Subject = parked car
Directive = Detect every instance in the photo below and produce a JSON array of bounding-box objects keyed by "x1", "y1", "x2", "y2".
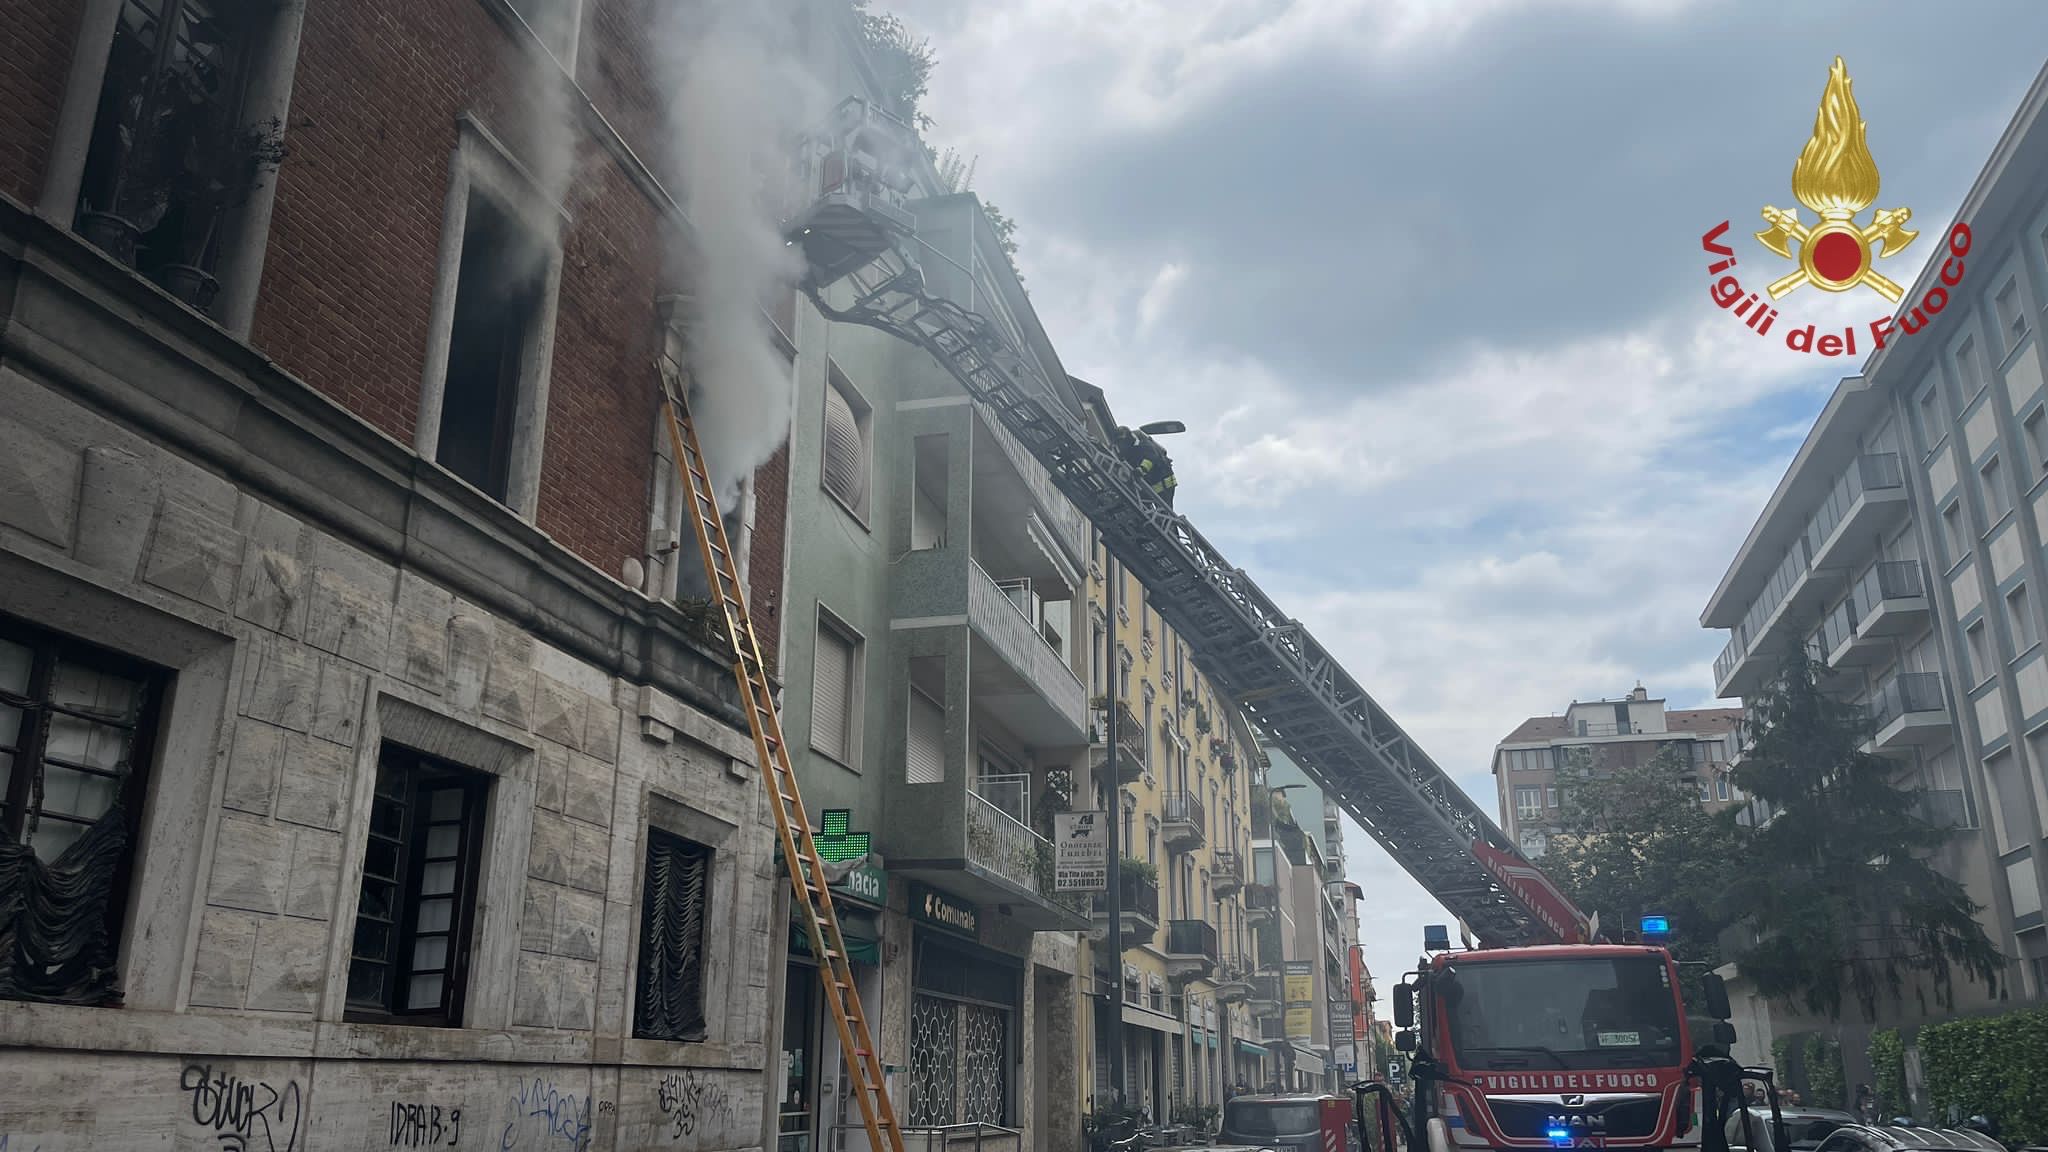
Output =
[
  {"x1": 1808, "y1": 1125, "x2": 2008, "y2": 1152},
  {"x1": 1220, "y1": 1094, "x2": 1360, "y2": 1152},
  {"x1": 1728, "y1": 1105, "x2": 1864, "y2": 1152}
]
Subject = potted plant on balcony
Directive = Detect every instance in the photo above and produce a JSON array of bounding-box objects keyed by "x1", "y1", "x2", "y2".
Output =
[
  {"x1": 1181, "y1": 689, "x2": 1197, "y2": 712},
  {"x1": 76, "y1": 20, "x2": 180, "y2": 267},
  {"x1": 1120, "y1": 856, "x2": 1156, "y2": 886},
  {"x1": 151, "y1": 112, "x2": 287, "y2": 311}
]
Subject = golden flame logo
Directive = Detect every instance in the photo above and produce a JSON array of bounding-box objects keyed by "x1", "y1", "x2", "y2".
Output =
[{"x1": 1755, "y1": 57, "x2": 1917, "y2": 302}]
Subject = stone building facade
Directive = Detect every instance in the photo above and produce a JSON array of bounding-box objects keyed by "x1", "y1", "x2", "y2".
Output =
[{"x1": 0, "y1": 0, "x2": 787, "y2": 1147}]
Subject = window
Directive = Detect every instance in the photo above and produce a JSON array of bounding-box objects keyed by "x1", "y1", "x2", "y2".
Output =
[
  {"x1": 74, "y1": 0, "x2": 265, "y2": 312},
  {"x1": 821, "y1": 366, "x2": 873, "y2": 520},
  {"x1": 1958, "y1": 336, "x2": 1984, "y2": 396},
  {"x1": 1997, "y1": 278, "x2": 2028, "y2": 353},
  {"x1": 1699, "y1": 777, "x2": 1711, "y2": 802},
  {"x1": 906, "y1": 683, "x2": 944, "y2": 785},
  {"x1": 1968, "y1": 620, "x2": 1993, "y2": 685},
  {"x1": 2011, "y1": 583, "x2": 2040, "y2": 657},
  {"x1": 436, "y1": 191, "x2": 548, "y2": 504},
  {"x1": 1917, "y1": 382, "x2": 1948, "y2": 454},
  {"x1": 1983, "y1": 455, "x2": 2012, "y2": 526},
  {"x1": 634, "y1": 827, "x2": 712, "y2": 1041},
  {"x1": 810, "y1": 611, "x2": 861, "y2": 767},
  {"x1": 1514, "y1": 787, "x2": 1542, "y2": 819},
  {"x1": 1716, "y1": 775, "x2": 1730, "y2": 802},
  {"x1": 1942, "y1": 500, "x2": 1968, "y2": 563},
  {"x1": 2027, "y1": 409, "x2": 2048, "y2": 473},
  {"x1": 346, "y1": 746, "x2": 489, "y2": 1025},
  {"x1": 911, "y1": 435, "x2": 948, "y2": 551},
  {"x1": 1987, "y1": 750, "x2": 2033, "y2": 854},
  {"x1": 1544, "y1": 785, "x2": 1559, "y2": 808},
  {"x1": 0, "y1": 617, "x2": 164, "y2": 1006}
]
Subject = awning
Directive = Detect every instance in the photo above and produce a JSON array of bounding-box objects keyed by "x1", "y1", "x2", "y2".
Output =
[
  {"x1": 1237, "y1": 1039, "x2": 1268, "y2": 1059},
  {"x1": 790, "y1": 922, "x2": 881, "y2": 966},
  {"x1": 1122, "y1": 1003, "x2": 1185, "y2": 1035},
  {"x1": 1205, "y1": 1030, "x2": 1218, "y2": 1049}
]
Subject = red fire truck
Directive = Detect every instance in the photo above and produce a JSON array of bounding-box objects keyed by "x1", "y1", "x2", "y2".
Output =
[{"x1": 1351, "y1": 918, "x2": 1760, "y2": 1152}]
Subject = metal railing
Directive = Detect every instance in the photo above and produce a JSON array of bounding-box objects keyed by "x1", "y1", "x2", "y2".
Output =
[
  {"x1": 1804, "y1": 452, "x2": 1904, "y2": 559},
  {"x1": 1251, "y1": 972, "x2": 1283, "y2": 1004},
  {"x1": 829, "y1": 1124, "x2": 1019, "y2": 1152},
  {"x1": 1918, "y1": 787, "x2": 1975, "y2": 830},
  {"x1": 972, "y1": 773, "x2": 1031, "y2": 826},
  {"x1": 1714, "y1": 630, "x2": 1745, "y2": 687},
  {"x1": 1097, "y1": 869, "x2": 1159, "y2": 923},
  {"x1": 1213, "y1": 851, "x2": 1244, "y2": 890},
  {"x1": 1820, "y1": 591, "x2": 1859, "y2": 657},
  {"x1": 965, "y1": 788, "x2": 1049, "y2": 894},
  {"x1": 1852, "y1": 560, "x2": 1925, "y2": 620},
  {"x1": 1870, "y1": 671, "x2": 1946, "y2": 732},
  {"x1": 1571, "y1": 721, "x2": 1635, "y2": 737},
  {"x1": 1738, "y1": 535, "x2": 1814, "y2": 656},
  {"x1": 1166, "y1": 919, "x2": 1219, "y2": 961},
  {"x1": 1163, "y1": 790, "x2": 1206, "y2": 831}
]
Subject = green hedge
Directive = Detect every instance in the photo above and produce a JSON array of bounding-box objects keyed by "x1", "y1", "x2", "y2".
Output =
[
  {"x1": 1772, "y1": 1037, "x2": 1794, "y2": 1088},
  {"x1": 1805, "y1": 1035, "x2": 1845, "y2": 1110},
  {"x1": 1921, "y1": 1005, "x2": 2048, "y2": 1143},
  {"x1": 1867, "y1": 1029, "x2": 1906, "y2": 1118}
]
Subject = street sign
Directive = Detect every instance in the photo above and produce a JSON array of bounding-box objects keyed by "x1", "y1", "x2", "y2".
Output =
[
  {"x1": 1387, "y1": 1061, "x2": 1405, "y2": 1084},
  {"x1": 1054, "y1": 811, "x2": 1108, "y2": 891}
]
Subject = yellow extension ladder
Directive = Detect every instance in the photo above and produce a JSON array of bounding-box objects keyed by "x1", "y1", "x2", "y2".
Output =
[{"x1": 656, "y1": 357, "x2": 905, "y2": 1152}]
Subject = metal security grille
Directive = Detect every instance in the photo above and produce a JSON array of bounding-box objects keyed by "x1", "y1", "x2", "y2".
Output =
[
  {"x1": 635, "y1": 828, "x2": 711, "y2": 1040},
  {"x1": 909, "y1": 994, "x2": 958, "y2": 1126},
  {"x1": 961, "y1": 1004, "x2": 1006, "y2": 1124}
]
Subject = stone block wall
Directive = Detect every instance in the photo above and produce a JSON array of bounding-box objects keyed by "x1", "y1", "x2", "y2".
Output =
[{"x1": 0, "y1": 216, "x2": 776, "y2": 1152}]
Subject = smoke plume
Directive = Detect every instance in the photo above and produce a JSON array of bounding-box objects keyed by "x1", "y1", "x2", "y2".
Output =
[
  {"x1": 511, "y1": 0, "x2": 587, "y2": 262},
  {"x1": 657, "y1": 0, "x2": 819, "y2": 507}
]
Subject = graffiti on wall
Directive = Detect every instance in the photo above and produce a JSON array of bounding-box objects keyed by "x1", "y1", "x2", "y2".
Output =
[
  {"x1": 498, "y1": 1078, "x2": 593, "y2": 1152},
  {"x1": 655, "y1": 1071, "x2": 735, "y2": 1142},
  {"x1": 180, "y1": 1063, "x2": 303, "y2": 1152},
  {"x1": 389, "y1": 1102, "x2": 463, "y2": 1147}
]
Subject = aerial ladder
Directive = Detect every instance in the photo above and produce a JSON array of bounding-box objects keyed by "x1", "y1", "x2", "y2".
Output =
[
  {"x1": 654, "y1": 359, "x2": 905, "y2": 1152},
  {"x1": 781, "y1": 97, "x2": 1590, "y2": 949}
]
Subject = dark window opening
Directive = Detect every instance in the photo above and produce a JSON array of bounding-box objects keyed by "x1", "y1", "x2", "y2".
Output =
[
  {"x1": 437, "y1": 192, "x2": 546, "y2": 503},
  {"x1": 75, "y1": 0, "x2": 271, "y2": 312},
  {"x1": 635, "y1": 827, "x2": 713, "y2": 1041},
  {"x1": 346, "y1": 746, "x2": 488, "y2": 1026},
  {"x1": 0, "y1": 614, "x2": 165, "y2": 1007}
]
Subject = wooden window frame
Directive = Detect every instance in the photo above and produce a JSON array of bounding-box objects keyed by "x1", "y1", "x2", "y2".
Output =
[
  {"x1": 344, "y1": 744, "x2": 489, "y2": 1028},
  {"x1": 0, "y1": 613, "x2": 167, "y2": 1007}
]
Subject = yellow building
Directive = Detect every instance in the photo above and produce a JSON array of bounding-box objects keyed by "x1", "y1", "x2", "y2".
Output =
[{"x1": 1078, "y1": 544, "x2": 1265, "y2": 1125}]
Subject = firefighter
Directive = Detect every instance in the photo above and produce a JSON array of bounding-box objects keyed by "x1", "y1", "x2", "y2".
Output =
[{"x1": 1118, "y1": 426, "x2": 1178, "y2": 508}]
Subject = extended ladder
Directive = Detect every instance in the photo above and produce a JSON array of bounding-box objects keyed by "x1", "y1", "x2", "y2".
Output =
[
  {"x1": 656, "y1": 357, "x2": 905, "y2": 1152},
  {"x1": 781, "y1": 96, "x2": 1583, "y2": 947}
]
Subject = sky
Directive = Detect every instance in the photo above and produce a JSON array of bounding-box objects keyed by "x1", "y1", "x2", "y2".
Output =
[{"x1": 876, "y1": 0, "x2": 2048, "y2": 997}]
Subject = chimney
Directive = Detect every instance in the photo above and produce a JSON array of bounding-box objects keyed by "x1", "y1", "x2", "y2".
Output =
[{"x1": 1631, "y1": 683, "x2": 1648, "y2": 702}]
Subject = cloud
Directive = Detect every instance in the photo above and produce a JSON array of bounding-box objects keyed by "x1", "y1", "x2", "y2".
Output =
[{"x1": 870, "y1": 0, "x2": 2048, "y2": 986}]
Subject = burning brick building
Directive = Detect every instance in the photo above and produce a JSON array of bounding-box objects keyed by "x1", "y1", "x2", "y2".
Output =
[{"x1": 0, "y1": 0, "x2": 797, "y2": 1147}]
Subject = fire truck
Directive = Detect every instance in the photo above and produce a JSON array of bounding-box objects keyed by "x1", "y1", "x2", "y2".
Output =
[{"x1": 1351, "y1": 917, "x2": 1782, "y2": 1152}]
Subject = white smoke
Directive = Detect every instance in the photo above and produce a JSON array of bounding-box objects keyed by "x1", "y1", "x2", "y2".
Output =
[{"x1": 657, "y1": 0, "x2": 820, "y2": 507}]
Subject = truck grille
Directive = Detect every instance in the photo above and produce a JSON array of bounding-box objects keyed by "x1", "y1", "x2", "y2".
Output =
[{"x1": 1486, "y1": 1098, "x2": 1663, "y2": 1140}]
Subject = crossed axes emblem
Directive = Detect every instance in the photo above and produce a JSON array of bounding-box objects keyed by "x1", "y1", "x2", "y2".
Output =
[{"x1": 1755, "y1": 204, "x2": 1918, "y2": 303}]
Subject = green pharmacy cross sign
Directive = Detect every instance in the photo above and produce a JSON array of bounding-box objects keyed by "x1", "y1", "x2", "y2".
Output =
[{"x1": 816, "y1": 809, "x2": 870, "y2": 862}]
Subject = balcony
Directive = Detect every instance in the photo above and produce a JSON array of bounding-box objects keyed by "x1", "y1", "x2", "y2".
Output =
[
  {"x1": 1213, "y1": 851, "x2": 1244, "y2": 895},
  {"x1": 1250, "y1": 972, "x2": 1283, "y2": 1016},
  {"x1": 1242, "y1": 883, "x2": 1278, "y2": 924},
  {"x1": 1214, "y1": 953, "x2": 1254, "y2": 1002},
  {"x1": 1162, "y1": 790, "x2": 1206, "y2": 849},
  {"x1": 1822, "y1": 562, "x2": 1928, "y2": 667},
  {"x1": 890, "y1": 779, "x2": 1085, "y2": 932},
  {"x1": 1273, "y1": 820, "x2": 1308, "y2": 865},
  {"x1": 1091, "y1": 868, "x2": 1160, "y2": 942},
  {"x1": 1869, "y1": 672, "x2": 1951, "y2": 752},
  {"x1": 1165, "y1": 920, "x2": 1220, "y2": 979},
  {"x1": 1091, "y1": 698, "x2": 1146, "y2": 784},
  {"x1": 1804, "y1": 453, "x2": 1908, "y2": 574},
  {"x1": 966, "y1": 560, "x2": 1087, "y2": 741}
]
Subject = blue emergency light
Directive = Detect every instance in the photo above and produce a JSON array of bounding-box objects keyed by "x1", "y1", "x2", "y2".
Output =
[
  {"x1": 1640, "y1": 915, "x2": 1671, "y2": 936},
  {"x1": 1423, "y1": 924, "x2": 1451, "y2": 952},
  {"x1": 1548, "y1": 1126, "x2": 1574, "y2": 1147}
]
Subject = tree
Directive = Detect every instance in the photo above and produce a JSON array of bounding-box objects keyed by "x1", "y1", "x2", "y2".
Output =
[
  {"x1": 851, "y1": 2, "x2": 935, "y2": 131},
  {"x1": 1546, "y1": 744, "x2": 1736, "y2": 1001},
  {"x1": 1723, "y1": 653, "x2": 2003, "y2": 1019}
]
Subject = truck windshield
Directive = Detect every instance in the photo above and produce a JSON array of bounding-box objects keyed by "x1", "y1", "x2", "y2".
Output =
[
  {"x1": 1442, "y1": 955, "x2": 1681, "y2": 1070},
  {"x1": 1225, "y1": 1101, "x2": 1321, "y2": 1137}
]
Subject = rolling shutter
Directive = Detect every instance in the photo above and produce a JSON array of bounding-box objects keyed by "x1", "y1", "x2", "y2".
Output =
[
  {"x1": 812, "y1": 625, "x2": 853, "y2": 763},
  {"x1": 907, "y1": 685, "x2": 945, "y2": 784},
  {"x1": 823, "y1": 385, "x2": 867, "y2": 512}
]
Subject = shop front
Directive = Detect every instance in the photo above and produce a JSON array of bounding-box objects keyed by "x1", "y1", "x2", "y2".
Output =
[
  {"x1": 779, "y1": 857, "x2": 889, "y2": 1152},
  {"x1": 905, "y1": 884, "x2": 1025, "y2": 1132}
]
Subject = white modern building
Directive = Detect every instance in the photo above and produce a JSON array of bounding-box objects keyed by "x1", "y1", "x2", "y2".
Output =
[{"x1": 1701, "y1": 59, "x2": 2048, "y2": 1101}]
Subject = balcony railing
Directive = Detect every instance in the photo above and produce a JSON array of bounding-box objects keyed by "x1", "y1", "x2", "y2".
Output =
[
  {"x1": 1213, "y1": 851, "x2": 1244, "y2": 893},
  {"x1": 1251, "y1": 972, "x2": 1283, "y2": 1006},
  {"x1": 967, "y1": 560, "x2": 1085, "y2": 725},
  {"x1": 1273, "y1": 821, "x2": 1308, "y2": 865},
  {"x1": 1738, "y1": 534, "x2": 1813, "y2": 655},
  {"x1": 1166, "y1": 919, "x2": 1219, "y2": 963},
  {"x1": 1714, "y1": 630, "x2": 1745, "y2": 689},
  {"x1": 973, "y1": 773, "x2": 1031, "y2": 826},
  {"x1": 1804, "y1": 453, "x2": 1904, "y2": 559},
  {"x1": 965, "y1": 787, "x2": 1050, "y2": 895},
  {"x1": 1162, "y1": 790, "x2": 1206, "y2": 848},
  {"x1": 1918, "y1": 787, "x2": 1975, "y2": 830},
  {"x1": 1820, "y1": 592, "x2": 1859, "y2": 657},
  {"x1": 1095, "y1": 868, "x2": 1160, "y2": 926},
  {"x1": 1571, "y1": 721, "x2": 1635, "y2": 737},
  {"x1": 1870, "y1": 672, "x2": 1945, "y2": 732}
]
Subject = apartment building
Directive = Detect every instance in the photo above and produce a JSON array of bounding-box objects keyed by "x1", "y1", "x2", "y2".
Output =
[
  {"x1": 1070, "y1": 403, "x2": 1265, "y2": 1122},
  {"x1": 1259, "y1": 741, "x2": 1352, "y2": 1094},
  {"x1": 1491, "y1": 686, "x2": 1744, "y2": 858},
  {"x1": 1700, "y1": 61, "x2": 2048, "y2": 1093},
  {"x1": 0, "y1": 0, "x2": 789, "y2": 1148}
]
